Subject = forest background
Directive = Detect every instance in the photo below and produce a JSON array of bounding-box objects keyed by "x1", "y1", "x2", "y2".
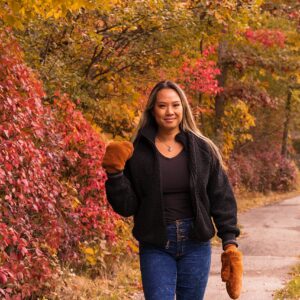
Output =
[{"x1": 0, "y1": 0, "x2": 300, "y2": 299}]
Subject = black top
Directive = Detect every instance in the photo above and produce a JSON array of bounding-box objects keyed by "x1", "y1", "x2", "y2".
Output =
[
  {"x1": 105, "y1": 123, "x2": 239, "y2": 250},
  {"x1": 157, "y1": 148, "x2": 194, "y2": 224}
]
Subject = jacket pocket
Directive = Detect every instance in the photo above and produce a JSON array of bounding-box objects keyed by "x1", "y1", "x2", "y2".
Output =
[{"x1": 194, "y1": 199, "x2": 215, "y2": 240}]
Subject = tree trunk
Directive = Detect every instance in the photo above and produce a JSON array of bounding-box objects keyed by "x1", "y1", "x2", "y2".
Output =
[
  {"x1": 281, "y1": 89, "x2": 292, "y2": 157},
  {"x1": 214, "y1": 40, "x2": 229, "y2": 143},
  {"x1": 197, "y1": 92, "x2": 206, "y2": 135}
]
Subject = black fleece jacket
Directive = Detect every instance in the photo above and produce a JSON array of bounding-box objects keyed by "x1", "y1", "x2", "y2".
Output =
[{"x1": 105, "y1": 123, "x2": 240, "y2": 249}]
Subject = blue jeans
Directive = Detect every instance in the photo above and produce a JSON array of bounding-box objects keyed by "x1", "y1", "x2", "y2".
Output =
[{"x1": 138, "y1": 217, "x2": 211, "y2": 300}]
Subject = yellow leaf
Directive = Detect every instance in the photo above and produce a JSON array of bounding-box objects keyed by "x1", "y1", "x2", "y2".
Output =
[
  {"x1": 9, "y1": 0, "x2": 21, "y2": 14},
  {"x1": 71, "y1": 197, "x2": 81, "y2": 209},
  {"x1": 127, "y1": 240, "x2": 139, "y2": 253},
  {"x1": 86, "y1": 255, "x2": 96, "y2": 265},
  {"x1": 214, "y1": 11, "x2": 224, "y2": 24},
  {"x1": 45, "y1": 10, "x2": 54, "y2": 18},
  {"x1": 259, "y1": 69, "x2": 266, "y2": 76},
  {"x1": 82, "y1": 247, "x2": 95, "y2": 255}
]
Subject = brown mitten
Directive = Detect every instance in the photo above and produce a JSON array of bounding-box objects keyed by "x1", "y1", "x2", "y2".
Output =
[
  {"x1": 102, "y1": 141, "x2": 134, "y2": 174},
  {"x1": 221, "y1": 244, "x2": 243, "y2": 299}
]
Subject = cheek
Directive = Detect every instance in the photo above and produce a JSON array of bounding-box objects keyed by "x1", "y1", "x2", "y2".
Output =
[
  {"x1": 153, "y1": 108, "x2": 163, "y2": 119},
  {"x1": 177, "y1": 107, "x2": 183, "y2": 117}
]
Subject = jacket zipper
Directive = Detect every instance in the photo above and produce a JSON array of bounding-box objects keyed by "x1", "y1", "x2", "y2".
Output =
[
  {"x1": 189, "y1": 141, "x2": 198, "y2": 233},
  {"x1": 146, "y1": 137, "x2": 168, "y2": 248},
  {"x1": 154, "y1": 144, "x2": 168, "y2": 247}
]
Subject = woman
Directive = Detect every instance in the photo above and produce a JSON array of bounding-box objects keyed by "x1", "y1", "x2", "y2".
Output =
[{"x1": 102, "y1": 80, "x2": 243, "y2": 300}]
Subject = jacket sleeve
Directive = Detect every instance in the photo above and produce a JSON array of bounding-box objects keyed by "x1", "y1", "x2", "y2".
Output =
[
  {"x1": 207, "y1": 155, "x2": 240, "y2": 248},
  {"x1": 104, "y1": 160, "x2": 139, "y2": 217}
]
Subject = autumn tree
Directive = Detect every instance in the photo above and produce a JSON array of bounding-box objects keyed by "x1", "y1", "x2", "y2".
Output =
[{"x1": 10, "y1": 1, "x2": 194, "y2": 139}]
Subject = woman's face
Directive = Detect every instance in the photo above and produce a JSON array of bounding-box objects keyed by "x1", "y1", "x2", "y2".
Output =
[{"x1": 152, "y1": 88, "x2": 183, "y2": 131}]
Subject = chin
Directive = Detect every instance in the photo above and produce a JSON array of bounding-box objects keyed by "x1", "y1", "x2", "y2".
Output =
[{"x1": 160, "y1": 123, "x2": 180, "y2": 130}]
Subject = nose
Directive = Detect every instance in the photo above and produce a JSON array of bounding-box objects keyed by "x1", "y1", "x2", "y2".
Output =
[{"x1": 166, "y1": 106, "x2": 174, "y2": 115}]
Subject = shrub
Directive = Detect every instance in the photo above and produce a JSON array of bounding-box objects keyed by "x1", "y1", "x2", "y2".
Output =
[
  {"x1": 0, "y1": 29, "x2": 124, "y2": 298},
  {"x1": 228, "y1": 146, "x2": 298, "y2": 193}
]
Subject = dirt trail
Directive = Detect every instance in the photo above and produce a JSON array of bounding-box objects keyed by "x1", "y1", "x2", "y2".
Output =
[
  {"x1": 132, "y1": 196, "x2": 300, "y2": 300},
  {"x1": 205, "y1": 196, "x2": 300, "y2": 300}
]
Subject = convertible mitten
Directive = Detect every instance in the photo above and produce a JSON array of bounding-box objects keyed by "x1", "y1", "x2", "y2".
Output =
[
  {"x1": 221, "y1": 244, "x2": 243, "y2": 299},
  {"x1": 102, "y1": 141, "x2": 134, "y2": 173}
]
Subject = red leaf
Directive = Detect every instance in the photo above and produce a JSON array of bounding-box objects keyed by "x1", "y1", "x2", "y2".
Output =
[
  {"x1": 20, "y1": 247, "x2": 28, "y2": 256},
  {"x1": 0, "y1": 272, "x2": 7, "y2": 284}
]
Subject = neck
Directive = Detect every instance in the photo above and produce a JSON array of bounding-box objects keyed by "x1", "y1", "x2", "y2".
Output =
[{"x1": 156, "y1": 127, "x2": 180, "y2": 142}]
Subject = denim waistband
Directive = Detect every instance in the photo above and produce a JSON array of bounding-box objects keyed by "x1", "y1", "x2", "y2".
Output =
[
  {"x1": 167, "y1": 218, "x2": 194, "y2": 230},
  {"x1": 166, "y1": 217, "x2": 194, "y2": 227},
  {"x1": 165, "y1": 217, "x2": 194, "y2": 244}
]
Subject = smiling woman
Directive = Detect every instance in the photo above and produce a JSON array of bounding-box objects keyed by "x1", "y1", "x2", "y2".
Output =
[
  {"x1": 152, "y1": 88, "x2": 184, "y2": 157},
  {"x1": 102, "y1": 80, "x2": 243, "y2": 300},
  {"x1": 153, "y1": 88, "x2": 183, "y2": 129}
]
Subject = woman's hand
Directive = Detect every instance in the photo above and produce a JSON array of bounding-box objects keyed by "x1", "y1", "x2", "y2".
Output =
[
  {"x1": 221, "y1": 244, "x2": 243, "y2": 299},
  {"x1": 102, "y1": 141, "x2": 134, "y2": 174}
]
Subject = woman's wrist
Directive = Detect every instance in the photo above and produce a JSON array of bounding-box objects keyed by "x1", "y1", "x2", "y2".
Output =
[
  {"x1": 222, "y1": 239, "x2": 238, "y2": 250},
  {"x1": 106, "y1": 171, "x2": 123, "y2": 178},
  {"x1": 224, "y1": 244, "x2": 237, "y2": 251}
]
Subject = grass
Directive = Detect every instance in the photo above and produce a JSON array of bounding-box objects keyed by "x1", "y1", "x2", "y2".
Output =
[
  {"x1": 45, "y1": 254, "x2": 142, "y2": 300},
  {"x1": 274, "y1": 263, "x2": 300, "y2": 300},
  {"x1": 236, "y1": 178, "x2": 300, "y2": 213}
]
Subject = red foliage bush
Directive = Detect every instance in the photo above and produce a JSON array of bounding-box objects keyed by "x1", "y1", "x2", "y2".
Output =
[
  {"x1": 179, "y1": 46, "x2": 222, "y2": 96},
  {"x1": 244, "y1": 28, "x2": 286, "y2": 48},
  {"x1": 0, "y1": 29, "x2": 119, "y2": 298},
  {"x1": 228, "y1": 146, "x2": 297, "y2": 193}
]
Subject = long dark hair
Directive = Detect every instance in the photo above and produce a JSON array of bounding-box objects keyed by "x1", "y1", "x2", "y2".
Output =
[{"x1": 131, "y1": 80, "x2": 226, "y2": 169}]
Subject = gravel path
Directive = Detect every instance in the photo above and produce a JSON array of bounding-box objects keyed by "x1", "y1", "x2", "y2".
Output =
[
  {"x1": 132, "y1": 196, "x2": 300, "y2": 300},
  {"x1": 205, "y1": 196, "x2": 300, "y2": 300}
]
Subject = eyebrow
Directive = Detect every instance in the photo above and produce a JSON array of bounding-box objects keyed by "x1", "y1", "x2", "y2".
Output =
[{"x1": 156, "y1": 100, "x2": 181, "y2": 104}]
